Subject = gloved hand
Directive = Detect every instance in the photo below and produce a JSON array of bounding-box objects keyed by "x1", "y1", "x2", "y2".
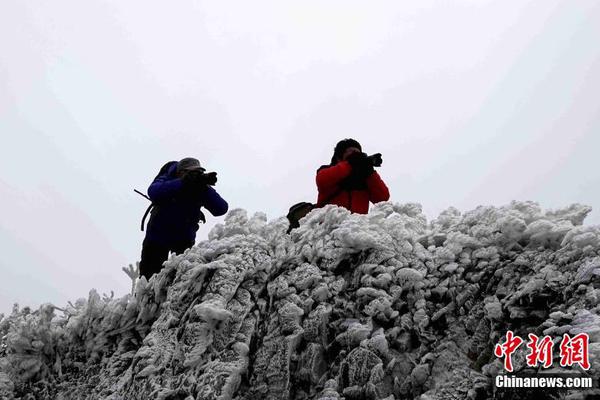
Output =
[
  {"x1": 181, "y1": 170, "x2": 217, "y2": 192},
  {"x1": 181, "y1": 169, "x2": 203, "y2": 187},
  {"x1": 346, "y1": 152, "x2": 374, "y2": 178}
]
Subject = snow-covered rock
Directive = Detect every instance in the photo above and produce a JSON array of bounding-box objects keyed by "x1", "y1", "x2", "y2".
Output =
[{"x1": 1, "y1": 201, "x2": 599, "y2": 399}]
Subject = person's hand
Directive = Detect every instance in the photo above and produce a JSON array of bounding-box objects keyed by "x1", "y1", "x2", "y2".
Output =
[
  {"x1": 346, "y1": 151, "x2": 364, "y2": 164},
  {"x1": 342, "y1": 146, "x2": 361, "y2": 161},
  {"x1": 181, "y1": 169, "x2": 202, "y2": 187},
  {"x1": 347, "y1": 152, "x2": 374, "y2": 177},
  {"x1": 181, "y1": 170, "x2": 196, "y2": 185}
]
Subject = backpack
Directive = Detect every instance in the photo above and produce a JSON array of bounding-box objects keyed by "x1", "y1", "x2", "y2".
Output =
[
  {"x1": 286, "y1": 185, "x2": 346, "y2": 234},
  {"x1": 286, "y1": 202, "x2": 316, "y2": 233},
  {"x1": 136, "y1": 161, "x2": 206, "y2": 232},
  {"x1": 286, "y1": 164, "x2": 353, "y2": 234}
]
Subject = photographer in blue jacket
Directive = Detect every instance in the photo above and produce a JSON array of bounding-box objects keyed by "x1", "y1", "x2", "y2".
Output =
[{"x1": 139, "y1": 157, "x2": 228, "y2": 279}]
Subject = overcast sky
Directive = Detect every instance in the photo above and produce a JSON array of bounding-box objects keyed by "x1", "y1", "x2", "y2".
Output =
[{"x1": 1, "y1": 0, "x2": 599, "y2": 315}]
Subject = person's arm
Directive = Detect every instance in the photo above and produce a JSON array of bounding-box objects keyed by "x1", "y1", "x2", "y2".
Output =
[
  {"x1": 202, "y1": 186, "x2": 229, "y2": 216},
  {"x1": 316, "y1": 161, "x2": 352, "y2": 191},
  {"x1": 366, "y1": 171, "x2": 390, "y2": 203},
  {"x1": 147, "y1": 163, "x2": 183, "y2": 202}
]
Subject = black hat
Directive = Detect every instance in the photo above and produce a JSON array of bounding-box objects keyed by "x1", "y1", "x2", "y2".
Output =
[{"x1": 332, "y1": 138, "x2": 362, "y2": 164}]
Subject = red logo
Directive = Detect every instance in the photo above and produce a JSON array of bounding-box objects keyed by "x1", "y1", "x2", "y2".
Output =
[
  {"x1": 525, "y1": 334, "x2": 554, "y2": 368},
  {"x1": 495, "y1": 331, "x2": 591, "y2": 371},
  {"x1": 495, "y1": 331, "x2": 524, "y2": 372},
  {"x1": 559, "y1": 333, "x2": 590, "y2": 370}
]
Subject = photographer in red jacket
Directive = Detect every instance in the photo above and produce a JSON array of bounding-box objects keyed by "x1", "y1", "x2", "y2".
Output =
[{"x1": 316, "y1": 139, "x2": 390, "y2": 213}]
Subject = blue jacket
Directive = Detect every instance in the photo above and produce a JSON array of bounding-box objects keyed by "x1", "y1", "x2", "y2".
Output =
[{"x1": 145, "y1": 161, "x2": 228, "y2": 245}]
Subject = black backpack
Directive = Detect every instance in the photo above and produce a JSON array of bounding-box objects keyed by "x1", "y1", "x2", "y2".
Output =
[
  {"x1": 286, "y1": 165, "x2": 346, "y2": 234},
  {"x1": 286, "y1": 202, "x2": 316, "y2": 233},
  {"x1": 286, "y1": 187, "x2": 347, "y2": 234},
  {"x1": 135, "y1": 161, "x2": 205, "y2": 232},
  {"x1": 287, "y1": 188, "x2": 347, "y2": 233}
]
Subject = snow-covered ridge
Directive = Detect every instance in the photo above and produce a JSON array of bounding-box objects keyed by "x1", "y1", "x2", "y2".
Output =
[{"x1": 1, "y1": 201, "x2": 599, "y2": 399}]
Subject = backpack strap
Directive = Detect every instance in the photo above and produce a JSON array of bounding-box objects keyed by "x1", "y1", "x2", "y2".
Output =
[
  {"x1": 136, "y1": 161, "x2": 177, "y2": 232},
  {"x1": 141, "y1": 203, "x2": 154, "y2": 231},
  {"x1": 134, "y1": 189, "x2": 153, "y2": 231},
  {"x1": 134, "y1": 189, "x2": 150, "y2": 201}
]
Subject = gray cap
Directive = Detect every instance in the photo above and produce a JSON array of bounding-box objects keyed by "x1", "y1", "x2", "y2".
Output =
[{"x1": 177, "y1": 157, "x2": 204, "y2": 174}]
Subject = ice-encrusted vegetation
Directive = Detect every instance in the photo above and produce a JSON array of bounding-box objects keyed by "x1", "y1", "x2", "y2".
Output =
[{"x1": 1, "y1": 201, "x2": 599, "y2": 399}]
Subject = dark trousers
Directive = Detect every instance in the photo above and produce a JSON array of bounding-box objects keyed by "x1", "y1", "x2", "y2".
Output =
[{"x1": 139, "y1": 238, "x2": 193, "y2": 280}]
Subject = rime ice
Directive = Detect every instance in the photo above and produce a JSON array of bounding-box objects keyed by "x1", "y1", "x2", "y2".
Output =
[{"x1": 1, "y1": 201, "x2": 599, "y2": 399}]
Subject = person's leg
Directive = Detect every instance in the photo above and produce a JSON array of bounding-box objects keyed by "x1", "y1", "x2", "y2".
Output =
[
  {"x1": 139, "y1": 238, "x2": 169, "y2": 280},
  {"x1": 171, "y1": 241, "x2": 194, "y2": 256}
]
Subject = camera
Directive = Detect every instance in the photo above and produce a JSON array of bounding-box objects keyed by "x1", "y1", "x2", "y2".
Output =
[
  {"x1": 366, "y1": 153, "x2": 383, "y2": 167},
  {"x1": 183, "y1": 169, "x2": 218, "y2": 187}
]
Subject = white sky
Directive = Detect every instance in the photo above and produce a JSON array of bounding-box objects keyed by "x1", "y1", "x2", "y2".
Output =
[{"x1": 1, "y1": 0, "x2": 599, "y2": 315}]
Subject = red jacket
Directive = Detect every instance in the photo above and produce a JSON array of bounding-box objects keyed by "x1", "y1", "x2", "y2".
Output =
[{"x1": 316, "y1": 161, "x2": 390, "y2": 214}]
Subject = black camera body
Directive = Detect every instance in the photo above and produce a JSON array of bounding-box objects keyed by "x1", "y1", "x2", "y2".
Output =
[
  {"x1": 366, "y1": 153, "x2": 383, "y2": 167},
  {"x1": 183, "y1": 169, "x2": 218, "y2": 187}
]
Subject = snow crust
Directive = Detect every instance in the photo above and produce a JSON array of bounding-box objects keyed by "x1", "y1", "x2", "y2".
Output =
[{"x1": 1, "y1": 201, "x2": 599, "y2": 399}]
